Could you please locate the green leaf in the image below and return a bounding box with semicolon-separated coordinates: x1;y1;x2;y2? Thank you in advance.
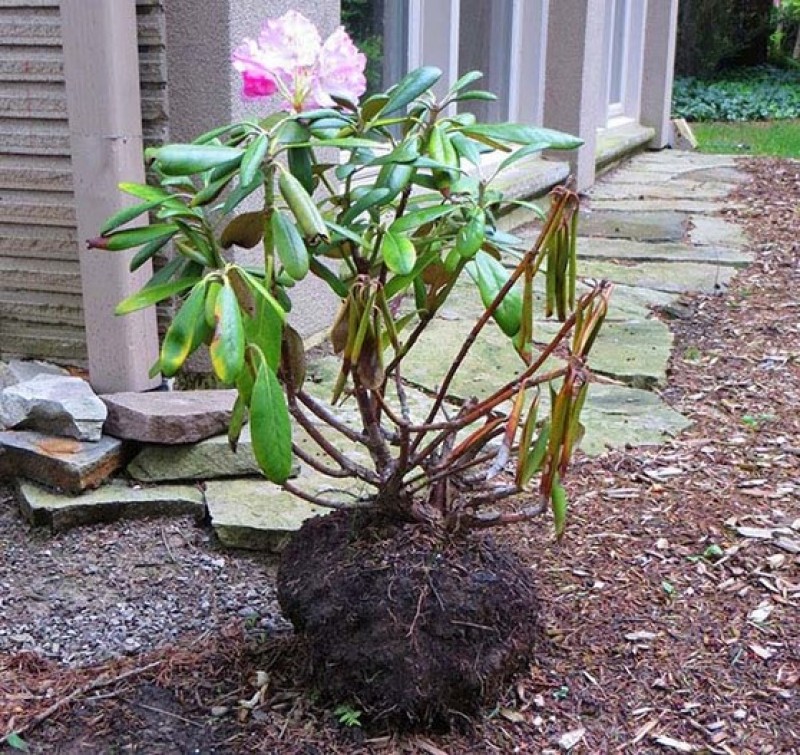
209;280;245;383
455;208;486;259
90;223;177;252
466;251;522;337
236;268;288;322
101;198;173;235
339;187;392;225
383;66;442;115
367;138;420;166
118;182;173;202
160;281;207;376
461;123;583;149
324;220;368;247
380;230;416;275
147;144;244;176
250;361;293;484
521;421;550;486
288;145;315;194
246;288;283;370
5;732;30;752
448;70;483;94
389;204;453;233
128;233;173;272
222;171;264;215
192;122;248;144
449;133;483;166
115;276;200;314
450;90;498;103
551;473;568;539
309;257;348;298
240;134;269;187
272;210;310;280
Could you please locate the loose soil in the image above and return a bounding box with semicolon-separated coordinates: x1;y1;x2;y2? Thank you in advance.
1;157;798;753
277;510;539;730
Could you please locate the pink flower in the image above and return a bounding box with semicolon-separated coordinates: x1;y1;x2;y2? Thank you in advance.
232;11;366;112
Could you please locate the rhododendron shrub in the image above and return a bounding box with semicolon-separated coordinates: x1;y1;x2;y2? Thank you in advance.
92;12;610;536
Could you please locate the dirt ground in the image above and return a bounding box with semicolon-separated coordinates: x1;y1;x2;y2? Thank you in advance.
1;157;798;754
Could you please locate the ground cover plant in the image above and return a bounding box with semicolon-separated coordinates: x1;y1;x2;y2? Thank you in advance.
87;11;609;728
672;65;800;122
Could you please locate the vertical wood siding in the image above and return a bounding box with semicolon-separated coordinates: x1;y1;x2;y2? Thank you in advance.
0;0;167;365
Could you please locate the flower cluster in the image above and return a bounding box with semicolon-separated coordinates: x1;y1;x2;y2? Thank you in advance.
232;10;367;112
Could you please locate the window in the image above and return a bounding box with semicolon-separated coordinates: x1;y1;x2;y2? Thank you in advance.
345;0;548;126
602;0;647;125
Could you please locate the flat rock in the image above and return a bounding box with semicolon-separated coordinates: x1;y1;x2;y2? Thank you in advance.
588;197;719;214
688;215;748;248
0;375;106;441
205;479;329;552
579;384;691;456
102;389;236;444
0;359;69;389
578;210;687;241
0;430;126;493
575;237;751;267
127;426;261;482
16;479;205;533
579;259;738;294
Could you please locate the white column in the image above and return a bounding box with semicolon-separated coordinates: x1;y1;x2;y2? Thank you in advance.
543;0;608;190
61;0;161;393
640;0;678;148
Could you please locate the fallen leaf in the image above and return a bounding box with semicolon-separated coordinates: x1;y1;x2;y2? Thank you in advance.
499;707;526;723
558;727;586;751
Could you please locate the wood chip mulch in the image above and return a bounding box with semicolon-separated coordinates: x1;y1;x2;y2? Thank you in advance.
1;157;798;754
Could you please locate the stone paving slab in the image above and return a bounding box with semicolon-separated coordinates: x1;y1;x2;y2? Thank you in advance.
205;479;329;552
579;210;688;241
102;389;236;444
0;430;126;493
127;426;261;482
575;237;751;267
17;479;205;533
588;180;733;201
688;216;748;248
579;259;738;294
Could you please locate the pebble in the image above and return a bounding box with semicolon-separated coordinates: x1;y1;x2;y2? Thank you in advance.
0;491;290;667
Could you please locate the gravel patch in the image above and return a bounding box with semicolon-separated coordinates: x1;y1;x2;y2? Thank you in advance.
0;484;288;666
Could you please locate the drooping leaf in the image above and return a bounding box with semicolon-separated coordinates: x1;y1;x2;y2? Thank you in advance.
455;208;486;259
389;204;453;233
466;251;522;337
272;210;310;280
240;133;269;187
209;279;245;383
220;211;265;249
101;197;176;235
160;281;208;377
128;233;174;273
250;360;293;484
550;473;568;539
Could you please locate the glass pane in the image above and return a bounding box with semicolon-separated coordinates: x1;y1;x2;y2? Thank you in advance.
342;0;408;96
609;0;628;106
458;0;513;122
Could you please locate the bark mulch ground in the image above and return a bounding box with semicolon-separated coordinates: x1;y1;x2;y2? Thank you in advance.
1;157;798;754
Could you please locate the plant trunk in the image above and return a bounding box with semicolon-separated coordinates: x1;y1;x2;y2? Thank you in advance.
793;26;800;59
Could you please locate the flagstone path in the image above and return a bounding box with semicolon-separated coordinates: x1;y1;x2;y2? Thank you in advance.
13;150;753;547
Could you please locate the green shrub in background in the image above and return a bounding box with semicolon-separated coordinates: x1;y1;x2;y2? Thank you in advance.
672;66;800;122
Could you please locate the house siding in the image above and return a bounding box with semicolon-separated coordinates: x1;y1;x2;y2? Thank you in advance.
0;0;167;365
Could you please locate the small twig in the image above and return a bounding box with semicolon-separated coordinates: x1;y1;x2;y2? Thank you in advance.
160;525;178;565
406;585;429;637
5;660;164;740
292;442;351;479
296;389;364;444
121;698;204;727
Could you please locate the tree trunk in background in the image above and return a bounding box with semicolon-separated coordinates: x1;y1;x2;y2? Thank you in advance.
794;26;800;59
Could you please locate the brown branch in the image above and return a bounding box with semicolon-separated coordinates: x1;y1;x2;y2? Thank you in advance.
296;389;365;444
291;442;352;479
460;502;546;530
289;401;380;485
282;480;375;510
